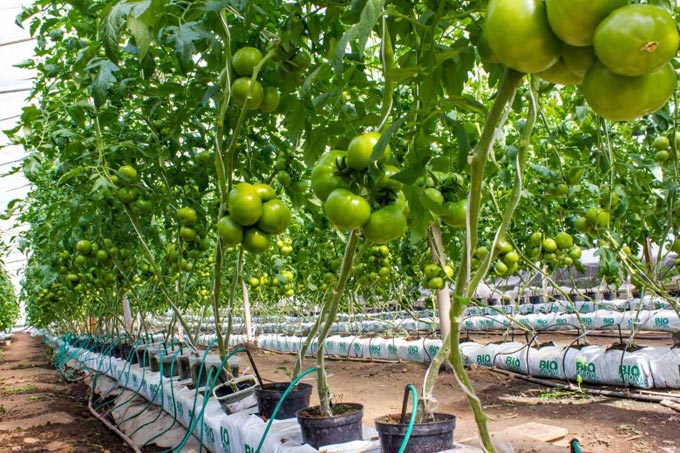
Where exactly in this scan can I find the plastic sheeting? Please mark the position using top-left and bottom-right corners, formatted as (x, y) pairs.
(250, 334), (680, 389)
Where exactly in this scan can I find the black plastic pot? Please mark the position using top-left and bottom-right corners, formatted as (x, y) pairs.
(296, 403), (364, 449)
(569, 293), (580, 302)
(256, 382), (313, 420)
(375, 413), (456, 453)
(603, 291), (615, 301)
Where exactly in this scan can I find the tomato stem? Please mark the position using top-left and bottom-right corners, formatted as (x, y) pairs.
(450, 68), (524, 453)
(316, 229), (360, 417)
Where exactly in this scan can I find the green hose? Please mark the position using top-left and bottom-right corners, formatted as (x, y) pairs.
(398, 384), (418, 453)
(255, 366), (316, 453)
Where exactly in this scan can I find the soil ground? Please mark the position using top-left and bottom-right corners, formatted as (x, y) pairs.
(1, 332), (679, 452)
(0, 332), (130, 452)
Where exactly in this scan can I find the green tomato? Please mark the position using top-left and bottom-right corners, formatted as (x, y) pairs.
(427, 277), (445, 290)
(229, 182), (263, 226)
(346, 131), (391, 170)
(76, 240), (92, 256)
(217, 216), (244, 246)
(542, 238), (558, 253)
(555, 232), (573, 250)
(546, 0), (628, 47)
(485, 0), (561, 74)
(256, 199), (291, 235)
(593, 4), (679, 77)
(242, 228), (271, 254)
(311, 151), (348, 202)
(253, 183), (276, 201)
(232, 77), (264, 110)
(441, 200), (466, 228)
(323, 189), (371, 230)
(232, 47), (263, 76)
(361, 205), (407, 244)
(177, 207), (198, 226)
(582, 62), (676, 122)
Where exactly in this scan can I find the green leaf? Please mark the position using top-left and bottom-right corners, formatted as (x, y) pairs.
(87, 59), (119, 106)
(104, 2), (133, 63)
(333, 0), (385, 79)
(127, 15), (151, 59)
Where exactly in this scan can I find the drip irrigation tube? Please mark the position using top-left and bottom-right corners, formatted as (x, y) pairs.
(398, 384), (418, 453)
(255, 366), (317, 453)
(88, 383), (143, 453)
(487, 367), (680, 403)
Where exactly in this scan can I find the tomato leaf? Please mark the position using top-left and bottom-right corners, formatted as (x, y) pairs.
(332, 0), (385, 79)
(87, 59), (119, 107)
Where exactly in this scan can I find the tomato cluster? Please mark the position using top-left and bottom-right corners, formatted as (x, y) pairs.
(483, 0), (679, 121)
(312, 132), (408, 243)
(354, 245), (396, 287)
(422, 262), (454, 291)
(526, 231), (582, 269)
(419, 173), (468, 229)
(231, 47), (280, 113)
(490, 240), (520, 276)
(217, 182), (291, 254)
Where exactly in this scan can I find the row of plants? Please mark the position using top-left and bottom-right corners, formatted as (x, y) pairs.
(0, 250), (19, 332)
(6, 0), (680, 451)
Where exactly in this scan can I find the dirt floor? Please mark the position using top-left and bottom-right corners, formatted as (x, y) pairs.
(1, 332), (679, 452)
(0, 332), (130, 452)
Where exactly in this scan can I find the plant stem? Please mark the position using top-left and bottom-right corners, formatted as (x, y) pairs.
(316, 229), (361, 417)
(450, 68), (523, 453)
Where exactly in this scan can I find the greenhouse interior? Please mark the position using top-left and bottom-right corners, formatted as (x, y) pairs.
(2, 0), (680, 452)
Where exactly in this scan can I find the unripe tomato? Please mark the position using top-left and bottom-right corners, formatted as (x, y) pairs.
(229, 182), (263, 226)
(232, 77), (264, 110)
(424, 264), (441, 279)
(494, 260), (509, 275)
(180, 226), (197, 242)
(232, 47), (263, 76)
(346, 132), (391, 170)
(256, 199), (291, 235)
(441, 200), (467, 228)
(118, 164), (138, 182)
(596, 209), (611, 228)
(117, 187), (139, 204)
(96, 250), (109, 262)
(242, 228), (271, 253)
(562, 45), (596, 78)
(542, 238), (558, 253)
(260, 87), (281, 113)
(555, 232), (573, 250)
(536, 59), (582, 85)
(474, 246), (489, 260)
(582, 62), (676, 122)
(253, 183), (276, 201)
(569, 246), (582, 260)
(277, 170), (292, 187)
(323, 189), (371, 230)
(495, 239), (513, 254)
(311, 151), (349, 202)
(503, 251), (520, 265)
(177, 207), (198, 226)
(584, 207), (598, 226)
(546, 0), (628, 47)
(217, 216), (244, 246)
(76, 240), (92, 256)
(485, 0), (561, 74)
(593, 4), (679, 77)
(653, 136), (670, 150)
(361, 205), (407, 243)
(428, 277), (445, 290)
